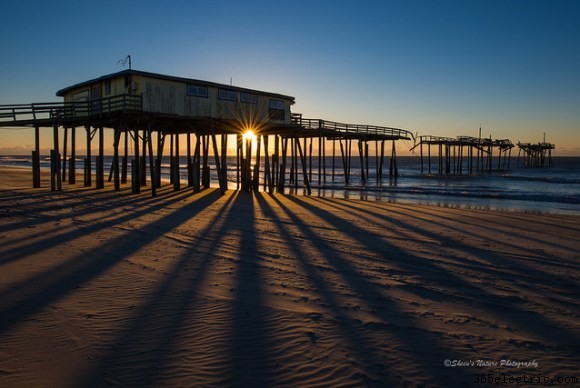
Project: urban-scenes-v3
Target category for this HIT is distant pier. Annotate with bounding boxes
[517,142,555,167]
[410,135,514,175]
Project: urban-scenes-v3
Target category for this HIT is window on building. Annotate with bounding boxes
[187,84,209,98]
[104,80,112,95]
[218,89,238,101]
[269,99,286,120]
[240,92,258,104]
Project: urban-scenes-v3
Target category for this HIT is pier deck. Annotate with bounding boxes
[0,97,413,196]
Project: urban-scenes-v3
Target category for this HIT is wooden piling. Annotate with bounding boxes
[278,137,288,194]
[272,135,279,190]
[156,132,165,188]
[53,124,61,191]
[318,133,322,185]
[236,134,242,190]
[365,142,369,182]
[132,128,140,194]
[322,136,326,184]
[96,155,103,189]
[389,140,398,178]
[289,138,295,185]
[187,131,193,187]
[193,134,201,193]
[296,136,311,195]
[347,139,352,184]
[445,144,451,175]
[169,134,174,185]
[332,139,336,182]
[253,134,262,191]
[202,135,210,189]
[174,132,181,191]
[379,140,385,180]
[374,141,379,182]
[113,128,121,191]
[69,127,76,184]
[419,142,424,174]
[96,126,104,189]
[427,143,431,174]
[339,140,347,185]
[244,133,252,192]
[263,135,272,192]
[62,127,68,183]
[438,143,443,175]
[85,125,92,187]
[122,130,128,184]
[32,126,41,188]
[221,134,228,191]
[32,150,40,189]
[146,123,157,197]
[210,131,226,194]
[468,144,473,174]
[358,140,366,184]
[308,137,313,184]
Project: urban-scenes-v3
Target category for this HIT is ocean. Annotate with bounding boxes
[1,155,579,215]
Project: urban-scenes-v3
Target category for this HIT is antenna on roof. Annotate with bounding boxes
[118,55,132,70]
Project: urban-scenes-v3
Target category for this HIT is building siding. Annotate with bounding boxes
[59,71,293,124]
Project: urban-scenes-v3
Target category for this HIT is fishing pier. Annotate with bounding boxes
[0,70,413,197]
[517,142,555,167]
[410,135,514,175]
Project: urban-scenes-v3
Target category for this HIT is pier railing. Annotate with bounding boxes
[292,113,413,140]
[0,94,142,123]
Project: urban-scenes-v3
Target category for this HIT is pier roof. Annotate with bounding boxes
[55,69,296,103]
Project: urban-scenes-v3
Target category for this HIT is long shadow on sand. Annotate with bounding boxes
[74,192,275,387]
[278,195,478,385]
[0,186,198,265]
[301,197,580,362]
[319,197,580,330]
[284,195,580,384]
[5,186,578,386]
[0,185,194,263]
[0,188,223,335]
[257,194,406,386]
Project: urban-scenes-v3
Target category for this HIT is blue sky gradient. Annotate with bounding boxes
[1,0,579,154]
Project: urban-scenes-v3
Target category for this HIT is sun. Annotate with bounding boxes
[242,129,256,142]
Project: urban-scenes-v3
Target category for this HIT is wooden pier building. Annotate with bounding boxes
[0,70,413,196]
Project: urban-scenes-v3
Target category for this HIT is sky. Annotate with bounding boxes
[1,0,579,155]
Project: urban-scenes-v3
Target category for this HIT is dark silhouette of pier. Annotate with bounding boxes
[517,142,555,167]
[2,70,557,195]
[410,135,514,175]
[0,92,413,196]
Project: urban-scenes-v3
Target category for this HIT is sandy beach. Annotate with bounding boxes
[0,166,578,387]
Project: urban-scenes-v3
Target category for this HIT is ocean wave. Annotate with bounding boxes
[502,174,580,185]
[313,184,580,205]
